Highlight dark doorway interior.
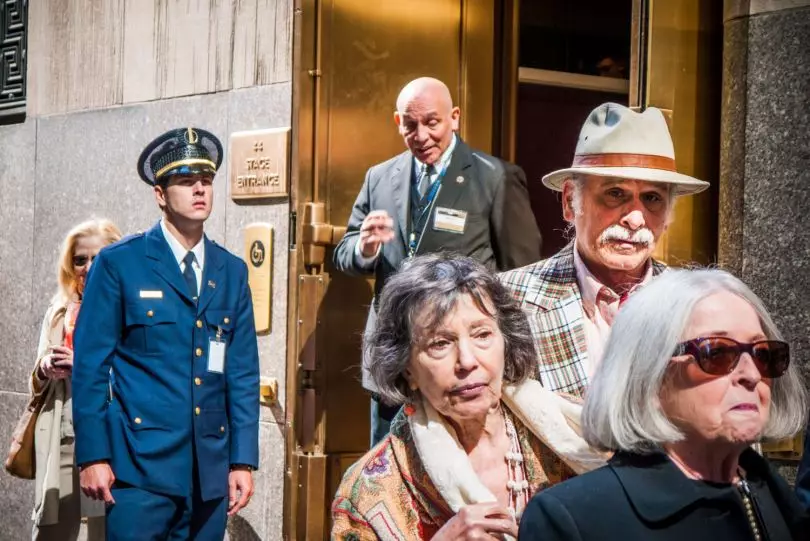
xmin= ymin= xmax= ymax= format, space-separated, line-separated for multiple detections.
xmin=517 ymin=0 xmax=632 ymax=257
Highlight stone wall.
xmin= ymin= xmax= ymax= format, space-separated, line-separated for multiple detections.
xmin=720 ymin=0 xmax=810 ymax=476
xmin=720 ymin=1 xmax=810 ymax=375
xmin=27 ymin=0 xmax=291 ymax=116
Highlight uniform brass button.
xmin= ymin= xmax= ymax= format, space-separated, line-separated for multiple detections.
xmin=195 ymin=407 xmax=201 ymax=415
xmin=194 ymin=377 xmax=202 ymax=386
xmin=147 ymin=310 xmax=154 ymax=317
xmin=134 ymin=417 xmax=142 ymax=424
xmin=220 ymin=426 xmax=225 ymax=433
xmin=223 ymin=317 xmax=230 ymax=324
xmin=196 ymin=320 xmax=203 ymax=328
xmin=195 ymin=347 xmax=203 ymax=357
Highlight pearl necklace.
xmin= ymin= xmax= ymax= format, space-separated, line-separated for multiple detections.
xmin=736 ymin=470 xmax=763 ymax=541
xmin=503 ymin=409 xmax=530 ymax=518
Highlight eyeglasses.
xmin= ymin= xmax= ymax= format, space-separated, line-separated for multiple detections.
xmin=72 ymin=254 xmax=96 ymax=267
xmin=673 ymin=336 xmax=790 ymax=378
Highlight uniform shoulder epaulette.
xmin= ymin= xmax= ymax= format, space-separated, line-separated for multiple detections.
xmin=103 ymin=231 xmax=145 ymax=252
xmin=215 ymin=242 xmax=242 ymax=262
xmin=212 ymin=238 xmax=237 ymax=252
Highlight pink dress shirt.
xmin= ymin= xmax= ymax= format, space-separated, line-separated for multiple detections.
xmin=573 ymin=246 xmax=653 ymax=377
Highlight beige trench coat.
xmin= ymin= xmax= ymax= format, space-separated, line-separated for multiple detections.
xmin=30 ymin=301 xmax=70 ymax=526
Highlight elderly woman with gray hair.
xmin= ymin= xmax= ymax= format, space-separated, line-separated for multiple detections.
xmin=331 ymin=254 xmax=604 ymax=540
xmin=519 ymin=268 xmax=809 ymax=540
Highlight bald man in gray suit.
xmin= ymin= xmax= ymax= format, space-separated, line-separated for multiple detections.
xmin=333 ymin=77 xmax=542 ymax=446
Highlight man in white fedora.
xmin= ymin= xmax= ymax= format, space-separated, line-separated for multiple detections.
xmin=500 ymin=102 xmax=709 ymax=397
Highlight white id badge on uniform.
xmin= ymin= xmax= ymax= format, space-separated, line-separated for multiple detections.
xmin=433 ymin=207 xmax=467 ymax=234
xmin=208 ymin=340 xmax=226 ymax=373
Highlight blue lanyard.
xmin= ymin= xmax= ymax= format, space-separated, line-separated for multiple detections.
xmin=408 ymin=167 xmax=446 ymax=258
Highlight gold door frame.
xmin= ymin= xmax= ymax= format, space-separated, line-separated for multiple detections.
xmin=630 ymin=0 xmax=722 ymax=265
xmin=286 ymin=1 xmax=497 ymax=538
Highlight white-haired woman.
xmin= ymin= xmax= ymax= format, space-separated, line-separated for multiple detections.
xmin=30 ymin=218 xmax=122 ymax=541
xmin=332 ymin=254 xmax=604 ymax=540
xmin=519 ymin=268 xmax=809 ymax=540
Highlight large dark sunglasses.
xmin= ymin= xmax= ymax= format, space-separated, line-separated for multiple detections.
xmin=72 ymin=254 xmax=96 ymax=267
xmin=673 ymin=337 xmax=790 ymax=378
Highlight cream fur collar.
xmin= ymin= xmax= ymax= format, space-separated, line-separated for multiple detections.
xmin=407 ymin=379 xmax=605 ymax=514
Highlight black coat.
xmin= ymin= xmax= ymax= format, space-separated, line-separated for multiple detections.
xmin=519 ymin=448 xmax=809 ymax=541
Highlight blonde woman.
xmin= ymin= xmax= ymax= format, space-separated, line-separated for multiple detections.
xmin=30 ymin=218 xmax=122 ymax=541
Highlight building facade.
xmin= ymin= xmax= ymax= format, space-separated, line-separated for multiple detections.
xmin=0 ymin=1 xmax=808 ymax=539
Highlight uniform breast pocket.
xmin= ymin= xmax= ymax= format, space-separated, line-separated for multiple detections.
xmin=123 ymin=302 xmax=178 ymax=355
xmin=204 ymin=310 xmax=235 ymax=343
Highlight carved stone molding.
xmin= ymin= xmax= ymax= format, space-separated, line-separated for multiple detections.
xmin=0 ymin=0 xmax=26 ymax=120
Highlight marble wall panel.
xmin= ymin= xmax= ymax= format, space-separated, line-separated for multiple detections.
xmin=0 ymin=120 xmax=41 ymax=393
xmin=32 ymin=108 xmax=150 ymax=325
xmin=27 ymin=0 xmax=125 ymax=116
xmin=29 ymin=0 xmax=293 ymax=115
xmin=0 ymin=392 xmax=36 ymax=540
xmin=226 ymin=83 xmax=292 ymax=422
xmin=740 ymin=8 xmax=810 ymax=372
xmin=226 ymin=420 xmax=286 ymax=540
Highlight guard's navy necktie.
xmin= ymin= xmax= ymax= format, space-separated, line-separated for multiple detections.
xmin=182 ymin=251 xmax=198 ymax=301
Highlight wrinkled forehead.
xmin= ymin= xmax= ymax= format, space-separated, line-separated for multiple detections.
xmin=409 ymin=290 xmax=497 ymax=340
xmin=685 ymin=291 xmax=766 ymax=339
xmin=399 ymin=102 xmax=448 ymax=121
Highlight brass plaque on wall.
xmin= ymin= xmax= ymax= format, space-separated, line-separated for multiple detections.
xmin=229 ymin=128 xmax=290 ymax=200
xmin=244 ymin=223 xmax=273 ymax=333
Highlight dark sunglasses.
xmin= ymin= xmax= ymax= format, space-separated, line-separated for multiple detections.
xmin=673 ymin=336 xmax=790 ymax=378
xmin=72 ymin=254 xmax=96 ymax=267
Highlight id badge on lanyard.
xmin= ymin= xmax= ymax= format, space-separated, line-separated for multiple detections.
xmin=208 ymin=326 xmax=226 ymax=373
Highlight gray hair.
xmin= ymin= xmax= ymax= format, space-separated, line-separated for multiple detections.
xmin=583 ymin=268 xmax=808 ymax=452
xmin=367 ymin=253 xmax=537 ymax=405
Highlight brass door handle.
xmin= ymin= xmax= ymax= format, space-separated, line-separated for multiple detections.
xmin=302 ymin=202 xmax=345 ymax=246
xmin=301 ymin=202 xmax=346 ymax=265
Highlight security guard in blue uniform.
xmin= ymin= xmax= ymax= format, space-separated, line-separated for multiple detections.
xmin=72 ymin=127 xmax=260 ymax=540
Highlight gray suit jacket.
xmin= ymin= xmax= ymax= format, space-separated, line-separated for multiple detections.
xmin=333 ymin=138 xmax=542 ymax=390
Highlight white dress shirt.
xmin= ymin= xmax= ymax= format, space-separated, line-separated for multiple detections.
xmin=354 ymin=133 xmax=458 ymax=268
xmin=160 ymin=219 xmax=205 ymax=293
xmin=412 ymin=132 xmax=457 ymax=190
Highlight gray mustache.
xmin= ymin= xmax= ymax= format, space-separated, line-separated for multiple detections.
xmin=598 ymin=225 xmax=654 ymax=246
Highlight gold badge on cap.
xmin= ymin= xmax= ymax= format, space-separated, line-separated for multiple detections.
xmin=186 ymin=127 xmax=199 ymax=144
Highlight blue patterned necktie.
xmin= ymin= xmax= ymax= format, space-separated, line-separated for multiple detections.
xmin=182 ymin=251 xmax=198 ymax=301
xmin=418 ymin=163 xmax=435 ymax=199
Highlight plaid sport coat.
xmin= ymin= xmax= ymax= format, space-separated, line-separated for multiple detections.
xmin=499 ymin=242 xmax=667 ymax=397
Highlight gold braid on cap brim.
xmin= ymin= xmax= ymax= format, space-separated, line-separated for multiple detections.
xmin=154 ymin=158 xmax=217 ymax=180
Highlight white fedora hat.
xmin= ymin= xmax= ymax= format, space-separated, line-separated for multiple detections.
xmin=542 ymin=103 xmax=710 ymax=195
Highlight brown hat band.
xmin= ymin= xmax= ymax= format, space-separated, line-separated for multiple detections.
xmin=572 ymin=153 xmax=676 ymax=172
